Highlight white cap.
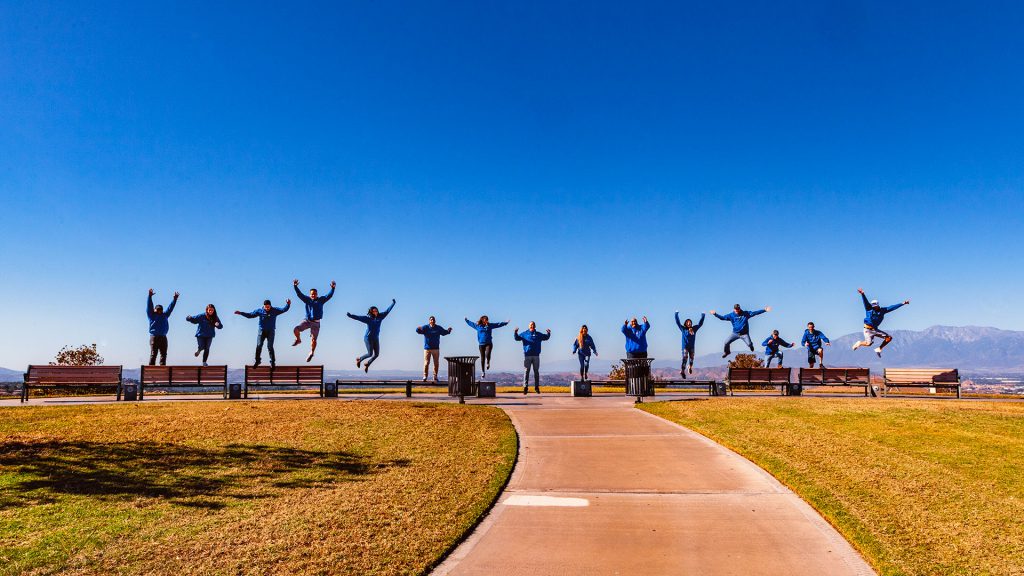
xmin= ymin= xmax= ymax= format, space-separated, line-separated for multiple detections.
xmin=870 ymin=299 xmax=879 ymax=306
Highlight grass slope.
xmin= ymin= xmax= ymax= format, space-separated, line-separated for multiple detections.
xmin=641 ymin=398 xmax=1024 ymax=576
xmin=0 ymin=400 xmax=516 ymax=575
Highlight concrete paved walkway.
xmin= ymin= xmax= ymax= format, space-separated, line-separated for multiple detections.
xmin=433 ymin=395 xmax=874 ymax=576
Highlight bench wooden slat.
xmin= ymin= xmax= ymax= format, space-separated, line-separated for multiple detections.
xmin=244 ymin=366 xmax=325 ymax=398
xmin=22 ymin=365 xmax=124 ymax=402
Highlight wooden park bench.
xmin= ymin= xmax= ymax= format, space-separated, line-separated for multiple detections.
xmin=726 ymin=367 xmax=792 ymax=395
xmin=244 ymin=365 xmax=324 ymax=398
xmin=798 ymin=367 xmax=874 ymax=397
xmin=575 ymin=379 xmax=724 ymax=397
xmin=21 ymin=365 xmax=124 ymax=402
xmin=139 ymin=365 xmax=230 ymax=400
xmin=883 ymin=368 xmax=961 ymax=399
xmin=335 ymin=379 xmax=498 ymax=398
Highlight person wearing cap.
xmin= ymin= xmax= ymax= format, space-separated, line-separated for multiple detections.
xmin=762 ymin=330 xmax=794 ymax=368
xmin=621 ymin=316 xmax=651 ymax=359
xmin=852 ymin=288 xmax=910 ymax=357
xmin=416 ymin=316 xmax=453 ymax=382
xmin=711 ymin=304 xmax=772 ymax=357
xmin=292 ymin=279 xmax=336 ymax=363
xmin=801 ymin=322 xmax=831 ymax=368
xmin=146 ymin=289 xmax=179 ymax=365
xmin=235 ymin=298 xmax=291 ymax=368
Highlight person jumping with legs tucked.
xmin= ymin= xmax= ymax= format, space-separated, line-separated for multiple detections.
xmin=186 ymin=304 xmax=223 ymax=366
xmin=514 ymin=322 xmax=550 ymax=395
xmin=147 ymin=289 xmax=178 ymax=366
xmin=235 ymin=299 xmax=291 ymax=368
xmin=712 ymin=304 xmax=771 ymax=357
xmin=675 ymin=311 xmax=704 ymax=378
xmin=292 ymin=279 xmax=335 ymax=362
xmin=852 ymin=288 xmax=910 ymax=358
xmin=801 ymin=322 xmax=831 ymax=368
xmin=762 ymin=330 xmax=794 ymax=368
xmin=416 ymin=316 xmax=452 ymax=382
xmin=347 ymin=299 xmax=396 ymax=372
xmin=465 ymin=315 xmax=509 ymax=378
xmin=572 ymin=325 xmax=598 ymax=381
xmin=621 ymin=317 xmax=651 ymax=359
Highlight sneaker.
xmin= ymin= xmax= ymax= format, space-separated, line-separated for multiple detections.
xmin=254 ymin=361 xmax=261 ymax=368
xmin=356 ymin=358 xmax=361 ymax=368
xmin=195 ymin=350 xmax=201 ymax=357
xmin=364 ymin=365 xmax=370 ymax=373
xmin=820 ymin=363 xmax=827 ymax=369
xmin=722 ymin=352 xmax=729 ymax=358
xmin=422 ymin=377 xmax=428 ymax=382
xmin=270 ymin=361 xmax=276 ymax=368
xmin=851 ymin=343 xmax=860 ymax=351
xmin=688 ymin=365 xmax=694 ymax=374
xmin=680 ymin=370 xmax=685 ymax=379
xmin=481 ymin=370 xmax=486 ymax=378
xmin=306 ymin=352 xmax=314 ymax=362
xmin=292 ymin=338 xmax=301 ymax=347
xmin=535 ymin=385 xmax=540 ymax=394
xmin=202 ymin=362 xmax=208 ymax=367
xmin=875 ymin=347 xmax=883 ymax=358
xmin=433 ymin=376 xmax=439 ymax=383
xmin=523 ymin=386 xmax=528 ymax=395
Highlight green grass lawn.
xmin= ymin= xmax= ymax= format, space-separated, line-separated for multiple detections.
xmin=641 ymin=398 xmax=1024 ymax=576
xmin=0 ymin=400 xmax=516 ymax=575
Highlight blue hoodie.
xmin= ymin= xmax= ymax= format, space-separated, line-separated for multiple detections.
xmin=621 ymin=321 xmax=651 ymax=353
xmin=801 ymin=329 xmax=830 ymax=350
xmin=186 ymin=313 xmax=223 ymax=338
xmin=572 ymin=334 xmax=598 ymax=356
xmin=762 ymin=335 xmax=793 ymax=354
xmin=147 ymin=294 xmax=177 ymax=336
xmin=238 ymin=302 xmax=290 ymax=332
xmin=295 ymin=284 xmax=335 ymax=321
xmin=862 ymin=293 xmax=904 ymax=328
xmin=514 ymin=329 xmax=550 ymax=356
xmin=416 ymin=324 xmax=452 ymax=350
xmin=714 ymin=309 xmax=765 ymax=334
xmin=348 ymin=300 xmax=395 ymax=339
xmin=675 ymin=312 xmax=704 ymax=350
xmin=466 ymin=319 xmax=509 ymax=345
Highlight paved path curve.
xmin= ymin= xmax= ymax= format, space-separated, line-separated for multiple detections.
xmin=433 ymin=395 xmax=875 ymax=576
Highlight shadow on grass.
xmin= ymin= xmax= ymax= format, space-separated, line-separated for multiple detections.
xmin=0 ymin=440 xmax=410 ymax=510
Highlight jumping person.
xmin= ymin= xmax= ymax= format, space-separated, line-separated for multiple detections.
xmin=621 ymin=317 xmax=651 ymax=359
xmin=416 ymin=316 xmax=452 ymax=382
xmin=292 ymin=279 xmax=336 ymax=362
xmin=711 ymin=304 xmax=771 ymax=357
xmin=762 ymin=330 xmax=794 ymax=368
xmin=465 ymin=316 xmax=509 ymax=377
xmin=801 ymin=322 xmax=831 ymax=368
xmin=235 ymin=299 xmax=291 ymax=368
xmin=675 ymin=311 xmax=705 ymax=378
xmin=514 ymin=322 xmax=551 ymax=395
xmin=572 ymin=325 xmax=598 ymax=381
xmin=852 ymin=288 xmax=910 ymax=357
xmin=186 ymin=304 xmax=223 ymax=366
xmin=347 ymin=299 xmax=396 ymax=372
xmin=146 ymin=289 xmax=179 ymax=366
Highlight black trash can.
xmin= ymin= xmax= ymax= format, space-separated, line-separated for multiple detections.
xmin=786 ymin=382 xmax=803 ymax=396
xmin=623 ymin=358 xmax=655 ymax=403
xmin=120 ymin=382 xmax=138 ymax=402
xmin=446 ymin=356 xmax=479 ymax=404
xmin=710 ymin=381 xmax=727 ymax=396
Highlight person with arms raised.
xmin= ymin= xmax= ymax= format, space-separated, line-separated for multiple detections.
xmin=621 ymin=317 xmax=651 ymax=359
xmin=514 ymin=322 xmax=551 ymax=395
xmin=416 ymin=316 xmax=453 ymax=382
xmin=675 ymin=311 xmax=704 ymax=378
xmin=235 ymin=298 xmax=291 ymax=368
xmin=712 ymin=304 xmax=771 ymax=357
xmin=292 ymin=279 xmax=336 ymax=362
xmin=762 ymin=329 xmax=794 ymax=368
xmin=465 ymin=315 xmax=510 ymax=377
xmin=852 ymin=288 xmax=910 ymax=358
xmin=347 ymin=299 xmax=396 ymax=372
xmin=146 ymin=289 xmax=179 ymax=366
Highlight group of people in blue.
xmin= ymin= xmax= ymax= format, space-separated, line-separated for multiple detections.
xmin=147 ymin=283 xmax=910 ymax=393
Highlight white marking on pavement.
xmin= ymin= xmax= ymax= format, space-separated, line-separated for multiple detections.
xmin=503 ymin=495 xmax=589 ymax=507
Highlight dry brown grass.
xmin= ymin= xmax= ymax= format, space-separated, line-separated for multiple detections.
xmin=0 ymin=400 xmax=516 ymax=575
xmin=642 ymin=398 xmax=1024 ymax=576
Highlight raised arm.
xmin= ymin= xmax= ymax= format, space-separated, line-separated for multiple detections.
xmin=491 ymin=321 xmax=509 ymax=329
xmin=539 ymin=331 xmax=551 ymax=341
xmin=379 ymin=299 xmax=396 ymax=319
xmin=147 ymin=293 xmax=155 ymax=319
xmin=293 ymin=283 xmax=313 ymax=304
xmin=748 ymin=309 xmax=766 ymax=317
xmin=321 ymin=282 xmax=336 ymax=303
xmin=465 ymin=318 xmax=479 ymax=329
xmin=444 ymin=327 xmax=453 ymax=335
xmin=886 ymin=302 xmax=906 ymax=313
xmin=695 ymin=313 xmax=705 ymax=330
xmin=513 ymin=329 xmax=523 ymax=341
xmin=165 ymin=294 xmax=178 ymax=316
xmin=347 ymin=313 xmax=371 ymax=323
xmin=675 ymin=312 xmax=683 ymax=330
xmin=861 ymin=291 xmax=871 ymax=310
xmin=713 ymin=311 xmax=728 ymax=321
xmin=276 ymin=301 xmax=290 ymax=314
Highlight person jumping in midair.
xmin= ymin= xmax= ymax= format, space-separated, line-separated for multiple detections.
xmin=347 ymin=299 xmax=396 ymax=372
xmin=801 ymin=322 xmax=831 ymax=368
xmin=292 ymin=279 xmax=336 ymax=363
xmin=852 ymin=288 xmax=910 ymax=358
xmin=514 ymin=322 xmax=551 ymax=395
xmin=235 ymin=298 xmax=291 ymax=368
xmin=416 ymin=316 xmax=453 ymax=382
xmin=712 ymin=304 xmax=771 ymax=357
xmin=762 ymin=330 xmax=794 ymax=368
xmin=572 ymin=325 xmax=598 ymax=381
xmin=465 ymin=315 xmax=509 ymax=377
xmin=621 ymin=317 xmax=651 ymax=359
xmin=186 ymin=304 xmax=223 ymax=366
xmin=147 ymin=289 xmax=179 ymax=366
xmin=675 ymin=311 xmax=705 ymax=378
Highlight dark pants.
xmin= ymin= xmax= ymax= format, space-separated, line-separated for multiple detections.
xmin=479 ymin=343 xmax=493 ymax=369
xmin=256 ymin=330 xmax=276 ymax=364
xmin=359 ymin=336 xmax=380 ymax=367
xmin=681 ymin=348 xmax=695 ymax=374
xmin=577 ymin=351 xmax=591 ymax=380
xmin=196 ymin=336 xmax=213 ymax=362
xmin=149 ymin=335 xmax=168 ymax=365
xmin=627 ymin=351 xmax=648 ymax=359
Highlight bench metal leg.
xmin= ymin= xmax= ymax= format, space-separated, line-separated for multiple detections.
xmin=406 ymin=381 xmax=412 ymax=398
xmin=116 ymin=383 xmax=122 ymax=402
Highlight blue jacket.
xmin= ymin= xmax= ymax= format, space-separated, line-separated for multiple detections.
xmin=186 ymin=313 xmax=223 ymax=338
xmin=762 ymin=335 xmax=793 ymax=355
xmin=675 ymin=312 xmax=704 ymax=350
xmin=514 ymin=329 xmax=550 ymax=356
xmin=238 ymin=302 xmax=290 ymax=332
xmin=295 ymin=284 xmax=335 ymax=321
xmin=147 ymin=294 xmax=177 ymax=336
xmin=466 ymin=319 xmax=509 ymax=345
xmin=621 ymin=321 xmax=650 ymax=353
xmin=572 ymin=335 xmax=598 ymax=356
xmin=714 ymin=309 xmax=765 ymax=334
xmin=862 ymin=293 xmax=903 ymax=328
xmin=801 ymin=329 xmax=830 ymax=350
xmin=348 ymin=300 xmax=395 ymax=339
xmin=416 ymin=324 xmax=452 ymax=350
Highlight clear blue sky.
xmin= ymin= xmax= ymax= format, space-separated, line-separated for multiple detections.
xmin=1 ymin=1 xmax=1022 ymax=371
